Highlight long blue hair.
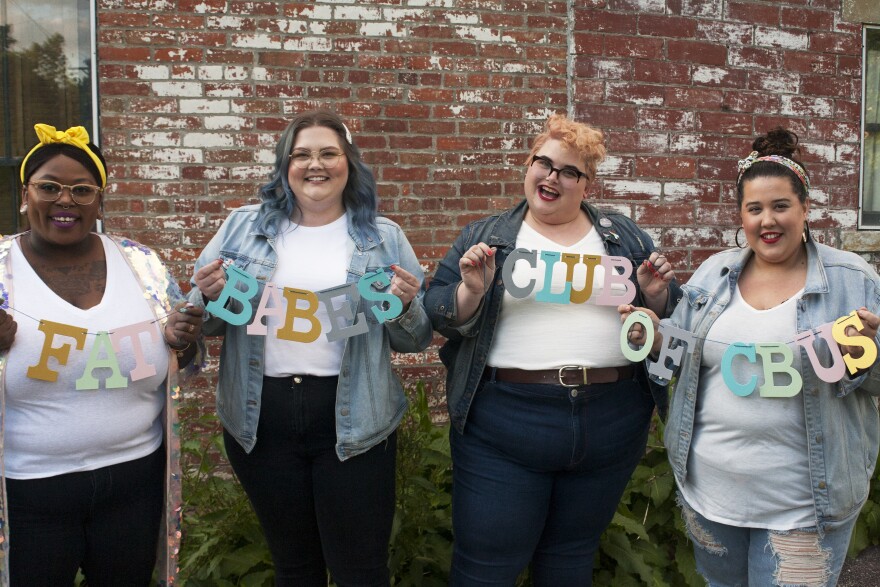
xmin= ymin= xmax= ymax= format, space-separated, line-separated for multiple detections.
xmin=255 ymin=109 xmax=379 ymax=243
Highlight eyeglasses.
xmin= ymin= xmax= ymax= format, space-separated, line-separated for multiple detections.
xmin=530 ymin=156 xmax=589 ymax=185
xmin=27 ymin=180 xmax=103 ymax=205
xmin=289 ymin=149 xmax=346 ymax=169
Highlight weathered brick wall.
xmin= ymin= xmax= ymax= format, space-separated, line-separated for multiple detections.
xmin=95 ymin=0 xmax=865 ymax=411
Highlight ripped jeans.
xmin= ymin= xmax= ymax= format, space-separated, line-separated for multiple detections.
xmin=678 ymin=494 xmax=857 ymax=587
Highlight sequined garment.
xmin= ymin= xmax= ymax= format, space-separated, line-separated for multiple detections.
xmin=0 ymin=232 xmax=203 ymax=586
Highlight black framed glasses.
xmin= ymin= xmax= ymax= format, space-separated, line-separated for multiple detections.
xmin=289 ymin=148 xmax=346 ymax=169
xmin=27 ymin=180 xmax=103 ymax=205
xmin=530 ymin=156 xmax=588 ymax=185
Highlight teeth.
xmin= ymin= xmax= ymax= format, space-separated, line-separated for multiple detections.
xmin=53 ymin=216 xmax=76 ymax=222
xmin=540 ymin=186 xmax=559 ymax=196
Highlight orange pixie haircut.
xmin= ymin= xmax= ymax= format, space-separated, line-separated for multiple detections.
xmin=527 ymin=114 xmax=606 ymax=181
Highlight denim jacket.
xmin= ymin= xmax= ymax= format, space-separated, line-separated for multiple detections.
xmin=424 ymin=200 xmax=682 ymax=433
xmin=661 ymin=241 xmax=880 ymax=532
xmin=188 ymin=205 xmax=432 ymax=460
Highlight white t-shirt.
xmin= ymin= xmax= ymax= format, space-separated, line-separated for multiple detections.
xmin=5 ymin=235 xmax=167 ymax=479
xmin=263 ymin=214 xmax=355 ymax=377
xmin=486 ymin=221 xmax=628 ymax=369
xmin=680 ymin=285 xmax=814 ymax=530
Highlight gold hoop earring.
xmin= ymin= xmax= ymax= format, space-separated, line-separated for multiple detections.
xmin=802 ymin=221 xmax=810 ymax=243
xmin=734 ymin=226 xmax=746 ymax=249
xmin=19 ymin=202 xmax=27 ymax=214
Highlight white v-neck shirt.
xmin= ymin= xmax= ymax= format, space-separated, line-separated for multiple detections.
xmin=4 ymin=236 xmax=166 ymax=479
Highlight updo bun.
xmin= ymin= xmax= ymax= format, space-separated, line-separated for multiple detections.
xmin=736 ymin=127 xmax=809 ymax=206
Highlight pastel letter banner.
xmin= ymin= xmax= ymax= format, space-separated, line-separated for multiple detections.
xmin=535 ymin=250 xmax=571 ymax=304
xmin=206 ymin=265 xmax=259 ymax=326
xmin=831 ymin=311 xmax=878 ymax=375
xmin=110 ymin=320 xmax=159 ymax=382
xmin=76 ymin=331 xmax=129 ymax=390
xmin=563 ymin=253 xmax=601 ymax=304
xmin=27 ymin=320 xmax=88 ymax=382
xmin=648 ymin=323 xmax=697 ymax=380
xmin=357 ymin=270 xmax=403 ymax=323
xmin=721 ymin=343 xmax=758 ymax=397
xmin=317 ymin=283 xmax=369 ymax=343
xmin=620 ymin=311 xmax=655 ymax=362
xmin=794 ymin=322 xmax=846 ymax=383
xmin=247 ymin=284 xmax=285 ymax=336
xmin=593 ymin=256 xmax=636 ymax=306
xmin=755 ymin=343 xmax=801 ymax=397
xmin=277 ymin=288 xmax=322 ymax=343
xmin=502 ymin=248 xmax=538 ymax=298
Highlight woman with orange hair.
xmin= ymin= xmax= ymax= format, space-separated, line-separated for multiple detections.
xmin=425 ymin=114 xmax=681 ymax=585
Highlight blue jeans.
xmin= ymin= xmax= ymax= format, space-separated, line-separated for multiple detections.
xmin=678 ymin=494 xmax=856 ymax=587
xmin=224 ymin=375 xmax=396 ymax=587
xmin=449 ymin=375 xmax=654 ymax=586
xmin=6 ymin=445 xmax=164 ymax=586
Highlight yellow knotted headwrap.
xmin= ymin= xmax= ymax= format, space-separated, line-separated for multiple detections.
xmin=19 ymin=124 xmax=107 ymax=187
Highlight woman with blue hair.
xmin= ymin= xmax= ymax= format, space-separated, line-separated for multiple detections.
xmin=188 ymin=109 xmax=432 ymax=586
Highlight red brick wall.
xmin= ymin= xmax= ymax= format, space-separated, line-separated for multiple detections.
xmin=95 ymin=0 xmax=864 ymax=410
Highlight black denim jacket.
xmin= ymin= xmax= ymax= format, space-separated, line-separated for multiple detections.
xmin=424 ymin=200 xmax=683 ymax=432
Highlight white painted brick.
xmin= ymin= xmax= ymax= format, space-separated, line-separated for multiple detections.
xmin=233 ymin=34 xmax=282 ymax=49
xmin=152 ymin=81 xmax=202 ymax=97
xmin=383 ymin=8 xmax=430 ymax=20
xmin=597 ymin=156 xmax=629 ymax=176
xmin=153 ymin=117 xmax=192 ymax=129
xmin=252 ymin=67 xmax=269 ymax=81
xmin=131 ymin=133 xmax=180 ymax=147
xmin=335 ymin=6 xmax=381 ymax=19
xmin=755 ymin=27 xmax=808 ymax=50
xmin=310 ymin=22 xmax=328 ymax=35
xmin=232 ymin=166 xmax=272 ymax=180
xmin=359 ymin=23 xmax=405 ymax=37
xmin=664 ymin=182 xmax=702 ymax=200
xmin=191 ymin=1 xmax=217 ymax=13
xmin=502 ymin=62 xmax=542 ymax=73
xmin=183 ymin=133 xmax=235 ymax=148
xmin=682 ymin=0 xmax=722 ymax=18
xmin=836 ymin=143 xmax=858 ymax=164
xmin=204 ymin=116 xmax=250 ymax=131
xmin=224 ymin=67 xmax=250 ymax=81
xmin=152 ymin=148 xmax=204 ymax=163
xmin=255 ymin=149 xmax=277 ymax=164
xmin=631 ymin=0 xmax=665 ymax=13
xmin=780 ymin=95 xmax=833 ymax=117
xmin=284 ymin=37 xmax=333 ymax=50
xmin=207 ymin=85 xmax=245 ymax=97
xmin=802 ymin=142 xmax=835 ymax=162
xmin=305 ymin=5 xmax=333 ymax=19
xmin=133 ymin=65 xmax=169 ymax=80
xmin=455 ymin=26 xmax=499 ymax=41
xmin=171 ymin=66 xmax=196 ymax=80
xmin=407 ymin=0 xmax=454 ymax=6
xmin=751 ymin=72 xmax=799 ymax=93
xmin=198 ymin=66 xmax=225 ymax=80
xmin=180 ymin=99 xmax=231 ymax=114
xmin=596 ymin=59 xmax=629 ymax=79
xmin=273 ymin=19 xmax=308 ymax=34
xmin=828 ymin=209 xmax=858 ymax=228
xmin=604 ymin=180 xmax=663 ymax=197
xmin=692 ymin=66 xmax=728 ymax=85
xmin=132 ymin=165 xmax=180 ymax=180
xmin=525 ymin=108 xmax=558 ymax=120
xmin=445 ymin=12 xmax=480 ymax=24
xmin=207 ymin=16 xmax=246 ymax=29
xmin=809 ymin=188 xmax=830 ymax=206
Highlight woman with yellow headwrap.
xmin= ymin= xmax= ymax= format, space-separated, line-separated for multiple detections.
xmin=0 ymin=124 xmax=204 ymax=586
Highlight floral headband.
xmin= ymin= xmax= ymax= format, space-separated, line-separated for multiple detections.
xmin=20 ymin=124 xmax=107 ymax=187
xmin=736 ymin=151 xmax=810 ymax=192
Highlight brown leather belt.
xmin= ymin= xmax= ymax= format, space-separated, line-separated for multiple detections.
xmin=484 ymin=365 xmax=634 ymax=388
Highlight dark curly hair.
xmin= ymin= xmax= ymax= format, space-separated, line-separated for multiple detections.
xmin=736 ymin=127 xmax=809 ymax=207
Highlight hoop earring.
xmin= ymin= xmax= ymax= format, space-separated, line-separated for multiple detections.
xmin=803 ymin=221 xmax=811 ymax=243
xmin=19 ymin=202 xmax=27 ymax=214
xmin=735 ymin=226 xmax=746 ymax=249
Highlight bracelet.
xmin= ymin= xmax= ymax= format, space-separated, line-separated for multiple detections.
xmin=169 ymin=341 xmax=191 ymax=357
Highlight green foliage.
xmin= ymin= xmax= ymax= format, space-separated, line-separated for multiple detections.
xmin=178 ymin=397 xmax=880 ymax=585
xmin=178 ymin=412 xmax=274 ymax=587
xmin=388 ymin=382 xmax=454 ymax=585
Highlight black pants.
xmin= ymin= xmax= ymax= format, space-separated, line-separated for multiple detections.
xmin=7 ymin=445 xmax=165 ymax=587
xmin=224 ymin=375 xmax=396 ymax=587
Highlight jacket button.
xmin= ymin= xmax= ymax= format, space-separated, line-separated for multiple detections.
xmin=439 ymin=305 xmax=445 ymax=312
xmin=293 ymin=376 xmax=302 ymax=384
xmin=340 ymin=408 xmax=350 ymax=416
xmin=818 ymin=481 xmax=827 ymax=489
xmin=815 ymin=434 xmax=822 ymax=443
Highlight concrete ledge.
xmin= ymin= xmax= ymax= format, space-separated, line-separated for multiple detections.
xmin=842 ymin=230 xmax=880 ymax=253
xmin=843 ymin=0 xmax=880 ymax=23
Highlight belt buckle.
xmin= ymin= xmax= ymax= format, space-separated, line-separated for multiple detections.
xmin=558 ymin=365 xmax=587 ymax=388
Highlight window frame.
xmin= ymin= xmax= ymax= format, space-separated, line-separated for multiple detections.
xmin=859 ymin=24 xmax=880 ymax=229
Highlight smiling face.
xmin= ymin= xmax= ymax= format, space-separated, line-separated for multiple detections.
xmin=22 ymin=154 xmax=102 ymax=250
xmin=740 ymin=175 xmax=809 ymax=267
xmin=287 ymin=125 xmax=348 ymax=225
xmin=523 ymin=138 xmax=589 ymax=227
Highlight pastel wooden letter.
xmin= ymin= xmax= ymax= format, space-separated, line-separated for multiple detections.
xmin=276 ymin=288 xmax=322 ymax=343
xmin=27 ymin=320 xmax=88 ymax=382
xmin=206 ymin=265 xmax=259 ymax=326
xmin=110 ymin=320 xmax=159 ymax=382
xmin=76 ymin=331 xmax=129 ymax=390
xmin=831 ymin=311 xmax=878 ymax=375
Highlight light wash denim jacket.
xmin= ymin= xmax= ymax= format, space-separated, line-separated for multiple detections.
xmin=424 ymin=199 xmax=683 ymax=433
xmin=661 ymin=241 xmax=880 ymax=532
xmin=188 ymin=205 xmax=432 ymax=461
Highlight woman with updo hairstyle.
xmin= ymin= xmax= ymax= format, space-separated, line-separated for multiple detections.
xmin=0 ymin=124 xmax=204 ymax=585
xmin=425 ymin=113 xmax=681 ymax=585
xmin=621 ymin=127 xmax=880 ymax=585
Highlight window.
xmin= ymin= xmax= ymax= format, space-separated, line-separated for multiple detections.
xmin=0 ymin=0 xmax=97 ymax=235
xmin=861 ymin=26 xmax=880 ymax=227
